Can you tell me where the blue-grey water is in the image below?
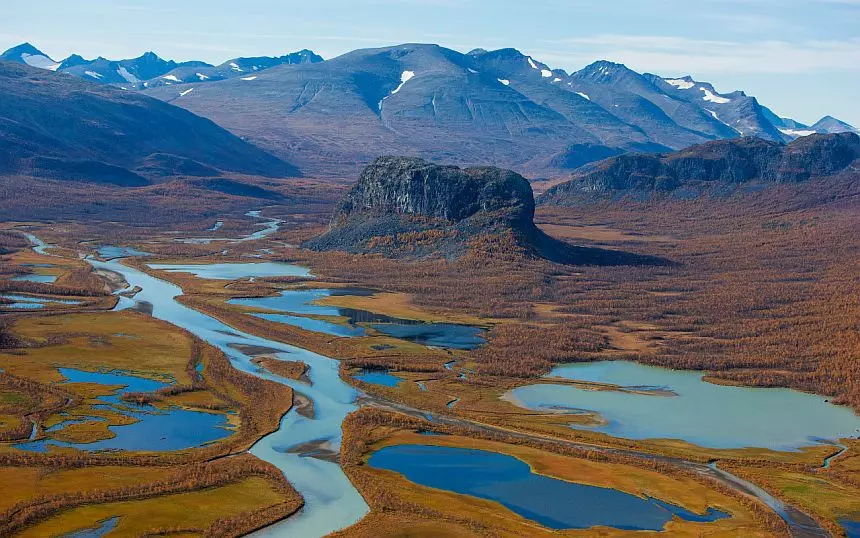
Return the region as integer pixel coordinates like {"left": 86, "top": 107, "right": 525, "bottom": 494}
{"left": 12, "top": 274, "right": 57, "bottom": 284}
{"left": 507, "top": 361, "right": 860, "bottom": 450}
{"left": 97, "top": 246, "right": 151, "bottom": 260}
{"left": 15, "top": 368, "right": 230, "bottom": 452}
{"left": 149, "top": 262, "right": 311, "bottom": 280}
{"left": 61, "top": 516, "right": 120, "bottom": 538}
{"left": 369, "top": 322, "right": 485, "bottom": 350}
{"left": 85, "top": 256, "right": 368, "bottom": 537}
{"left": 841, "top": 519, "right": 860, "bottom": 538}
{"left": 369, "top": 444, "right": 729, "bottom": 531}
{"left": 1, "top": 294, "right": 81, "bottom": 309}
{"left": 229, "top": 288, "right": 486, "bottom": 349}
{"left": 354, "top": 369, "right": 404, "bottom": 387}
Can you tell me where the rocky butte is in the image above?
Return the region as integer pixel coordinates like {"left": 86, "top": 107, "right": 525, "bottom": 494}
{"left": 307, "top": 156, "right": 664, "bottom": 266}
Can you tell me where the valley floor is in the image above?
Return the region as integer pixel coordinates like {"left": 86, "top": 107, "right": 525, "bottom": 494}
{"left": 0, "top": 177, "right": 858, "bottom": 537}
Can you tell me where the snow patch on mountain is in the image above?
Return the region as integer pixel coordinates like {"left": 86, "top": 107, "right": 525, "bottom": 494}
{"left": 229, "top": 62, "right": 242, "bottom": 72}
{"left": 390, "top": 70, "right": 415, "bottom": 95}
{"left": 498, "top": 78, "right": 510, "bottom": 86}
{"left": 576, "top": 91, "right": 590, "bottom": 100}
{"left": 779, "top": 128, "right": 817, "bottom": 138}
{"left": 541, "top": 69, "right": 552, "bottom": 78}
{"left": 240, "top": 76, "right": 258, "bottom": 81}
{"left": 196, "top": 73, "right": 209, "bottom": 80}
{"left": 179, "top": 88, "right": 194, "bottom": 97}
{"left": 85, "top": 71, "right": 103, "bottom": 79}
{"left": 379, "top": 71, "right": 417, "bottom": 111}
{"left": 117, "top": 66, "right": 139, "bottom": 84}
{"left": 162, "top": 75, "right": 181, "bottom": 82}
{"left": 21, "top": 53, "right": 60, "bottom": 71}
{"left": 701, "top": 88, "right": 730, "bottom": 104}
{"left": 666, "top": 78, "right": 694, "bottom": 90}
{"left": 527, "top": 57, "right": 539, "bottom": 70}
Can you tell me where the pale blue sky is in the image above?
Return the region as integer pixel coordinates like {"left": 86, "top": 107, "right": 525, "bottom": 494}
{"left": 2, "top": 0, "right": 858, "bottom": 125}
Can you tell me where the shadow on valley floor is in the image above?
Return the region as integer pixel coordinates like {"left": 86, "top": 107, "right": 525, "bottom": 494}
{"left": 531, "top": 230, "right": 673, "bottom": 267}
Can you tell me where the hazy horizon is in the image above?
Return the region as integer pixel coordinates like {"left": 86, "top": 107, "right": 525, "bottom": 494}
{"left": 2, "top": 0, "right": 858, "bottom": 126}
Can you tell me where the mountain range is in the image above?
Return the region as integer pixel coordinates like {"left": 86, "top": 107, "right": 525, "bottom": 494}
{"left": 2, "top": 42, "right": 857, "bottom": 179}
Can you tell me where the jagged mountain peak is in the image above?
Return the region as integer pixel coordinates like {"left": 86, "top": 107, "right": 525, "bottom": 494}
{"left": 811, "top": 115, "right": 857, "bottom": 134}
{"left": 2, "top": 42, "right": 44, "bottom": 56}
{"left": 0, "top": 42, "right": 60, "bottom": 70}
{"left": 574, "top": 60, "right": 634, "bottom": 81}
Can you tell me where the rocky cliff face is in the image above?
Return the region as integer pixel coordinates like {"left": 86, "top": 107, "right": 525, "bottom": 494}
{"left": 306, "top": 157, "right": 537, "bottom": 258}
{"left": 306, "top": 156, "right": 666, "bottom": 266}
{"left": 541, "top": 133, "right": 860, "bottom": 204}
{"left": 334, "top": 156, "right": 535, "bottom": 227}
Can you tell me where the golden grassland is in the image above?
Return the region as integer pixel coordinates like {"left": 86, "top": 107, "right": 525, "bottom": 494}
{"left": 17, "top": 476, "right": 285, "bottom": 538}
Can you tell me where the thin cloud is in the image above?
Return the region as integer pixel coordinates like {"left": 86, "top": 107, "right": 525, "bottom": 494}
{"left": 538, "top": 34, "right": 860, "bottom": 75}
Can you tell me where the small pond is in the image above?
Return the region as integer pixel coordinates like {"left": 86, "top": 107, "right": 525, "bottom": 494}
{"left": 97, "top": 246, "right": 151, "bottom": 260}
{"left": 229, "top": 288, "right": 486, "bottom": 349}
{"left": 369, "top": 444, "right": 729, "bottom": 531}
{"left": 1, "top": 294, "right": 81, "bottom": 309}
{"left": 506, "top": 361, "right": 860, "bottom": 451}
{"left": 15, "top": 368, "right": 231, "bottom": 452}
{"left": 61, "top": 516, "right": 120, "bottom": 538}
{"left": 354, "top": 369, "right": 404, "bottom": 387}
{"left": 149, "top": 262, "right": 311, "bottom": 280}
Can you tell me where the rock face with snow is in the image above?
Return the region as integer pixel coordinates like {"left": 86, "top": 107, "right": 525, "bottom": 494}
{"left": 541, "top": 133, "right": 860, "bottom": 204}
{"left": 0, "top": 43, "right": 60, "bottom": 70}
{"left": 0, "top": 61, "right": 299, "bottom": 183}
{"left": 144, "top": 50, "right": 323, "bottom": 88}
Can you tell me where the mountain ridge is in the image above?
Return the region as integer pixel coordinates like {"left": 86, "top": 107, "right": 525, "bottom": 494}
{"left": 3, "top": 42, "right": 856, "bottom": 179}
{"left": 540, "top": 132, "right": 860, "bottom": 205}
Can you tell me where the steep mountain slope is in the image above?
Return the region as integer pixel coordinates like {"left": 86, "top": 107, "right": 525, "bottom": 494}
{"left": 567, "top": 62, "right": 733, "bottom": 148}
{"left": 811, "top": 116, "right": 859, "bottom": 135}
{"left": 144, "top": 44, "right": 612, "bottom": 177}
{"left": 541, "top": 133, "right": 860, "bottom": 205}
{"left": 0, "top": 61, "right": 299, "bottom": 183}
{"left": 0, "top": 43, "right": 60, "bottom": 70}
{"left": 644, "top": 74, "right": 787, "bottom": 142}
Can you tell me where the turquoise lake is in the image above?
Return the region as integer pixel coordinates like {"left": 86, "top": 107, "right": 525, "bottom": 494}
{"left": 507, "top": 361, "right": 860, "bottom": 450}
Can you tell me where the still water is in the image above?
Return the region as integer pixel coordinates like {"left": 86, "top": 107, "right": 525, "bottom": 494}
{"left": 369, "top": 444, "right": 729, "bottom": 531}
{"left": 507, "top": 361, "right": 860, "bottom": 450}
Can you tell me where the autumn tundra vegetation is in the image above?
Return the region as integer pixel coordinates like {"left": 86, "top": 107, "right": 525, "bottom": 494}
{"left": 0, "top": 163, "right": 858, "bottom": 537}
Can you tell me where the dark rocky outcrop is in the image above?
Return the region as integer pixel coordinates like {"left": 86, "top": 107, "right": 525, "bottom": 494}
{"left": 335, "top": 156, "right": 535, "bottom": 227}
{"left": 306, "top": 156, "right": 667, "bottom": 266}
{"left": 541, "top": 133, "right": 860, "bottom": 205}
{"left": 306, "top": 157, "right": 536, "bottom": 258}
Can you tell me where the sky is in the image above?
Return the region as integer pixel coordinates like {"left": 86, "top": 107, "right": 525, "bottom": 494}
{"left": 2, "top": 0, "right": 858, "bottom": 126}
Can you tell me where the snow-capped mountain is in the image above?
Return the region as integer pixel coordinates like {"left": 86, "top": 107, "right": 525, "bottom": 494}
{"left": 0, "top": 43, "right": 322, "bottom": 90}
{"left": 0, "top": 43, "right": 60, "bottom": 71}
{"left": 143, "top": 50, "right": 322, "bottom": 88}
{"left": 810, "top": 116, "right": 858, "bottom": 135}
{"left": 58, "top": 52, "right": 211, "bottom": 89}
{"left": 2, "top": 42, "right": 855, "bottom": 177}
